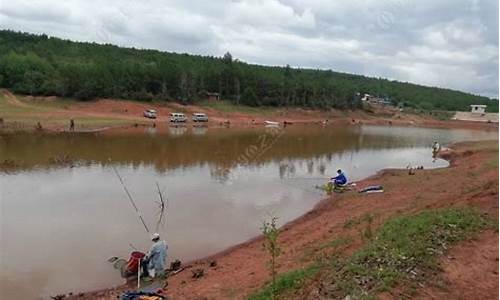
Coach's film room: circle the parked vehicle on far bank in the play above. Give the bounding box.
[192,113,208,122]
[170,112,187,122]
[143,109,157,119]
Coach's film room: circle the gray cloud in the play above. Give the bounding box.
[0,0,497,97]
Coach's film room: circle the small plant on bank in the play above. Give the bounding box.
[261,216,281,300]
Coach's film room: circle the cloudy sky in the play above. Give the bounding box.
[0,0,498,98]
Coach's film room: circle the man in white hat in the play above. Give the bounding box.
[144,233,168,278]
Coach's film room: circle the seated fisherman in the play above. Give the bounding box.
[142,233,168,278]
[331,169,348,187]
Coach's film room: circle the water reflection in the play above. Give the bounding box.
[1,125,495,175]
[145,127,157,135]
[278,162,297,179]
[168,125,187,136]
[192,125,208,136]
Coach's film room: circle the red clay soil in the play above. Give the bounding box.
[415,230,498,300]
[2,90,498,132]
[71,140,498,300]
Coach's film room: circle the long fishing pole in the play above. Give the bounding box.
[283,177,329,180]
[111,164,150,234]
[154,182,167,233]
[280,179,324,194]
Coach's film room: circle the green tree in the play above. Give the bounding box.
[241,86,259,106]
[0,30,496,112]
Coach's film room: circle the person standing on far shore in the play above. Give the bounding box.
[432,141,440,153]
[432,141,441,161]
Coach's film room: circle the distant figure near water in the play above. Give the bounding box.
[69,119,75,131]
[432,141,441,152]
[432,141,441,161]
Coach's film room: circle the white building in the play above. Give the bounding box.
[470,105,486,114]
[361,93,391,105]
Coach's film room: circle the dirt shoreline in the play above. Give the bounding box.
[68,137,499,300]
[4,117,498,134]
[2,112,498,134]
[1,89,498,134]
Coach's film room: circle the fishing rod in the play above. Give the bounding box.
[110,163,151,234]
[281,180,324,194]
[282,177,329,180]
[154,181,167,233]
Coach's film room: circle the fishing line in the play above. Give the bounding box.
[279,178,326,194]
[110,163,150,234]
[154,181,167,233]
[284,177,329,180]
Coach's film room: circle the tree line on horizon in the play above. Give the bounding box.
[0,30,497,112]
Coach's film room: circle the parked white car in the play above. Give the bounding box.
[192,113,208,122]
[170,112,187,122]
[143,109,157,119]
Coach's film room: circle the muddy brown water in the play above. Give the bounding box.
[0,125,496,299]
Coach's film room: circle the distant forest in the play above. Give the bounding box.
[0,30,497,112]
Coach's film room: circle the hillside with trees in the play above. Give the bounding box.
[0,30,497,112]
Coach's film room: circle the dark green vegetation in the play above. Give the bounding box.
[0,30,497,111]
[248,208,493,299]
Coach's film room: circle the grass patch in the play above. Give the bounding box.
[327,208,492,299]
[17,94,81,108]
[200,100,276,115]
[0,93,132,128]
[343,213,377,229]
[428,110,455,121]
[247,264,321,300]
[487,157,499,169]
[72,117,131,126]
[1,116,129,128]
[402,108,454,121]
[343,218,361,229]
[302,236,353,261]
[325,237,353,249]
